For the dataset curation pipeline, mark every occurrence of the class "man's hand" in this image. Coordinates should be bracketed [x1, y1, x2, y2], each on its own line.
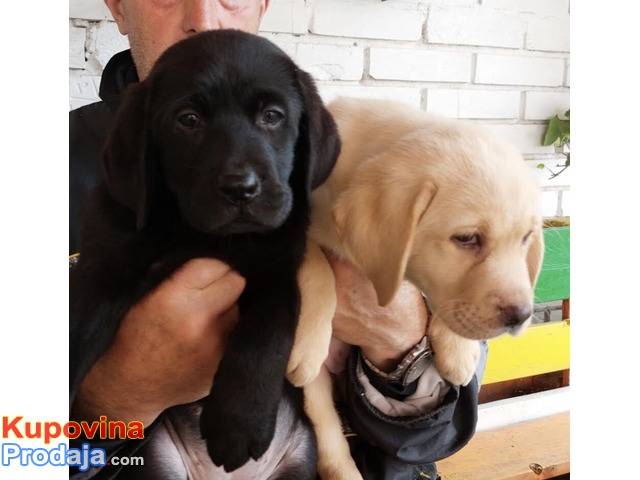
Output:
[326, 252, 427, 373]
[71, 258, 246, 427]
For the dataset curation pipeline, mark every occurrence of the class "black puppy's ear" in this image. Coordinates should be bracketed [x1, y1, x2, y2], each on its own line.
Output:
[296, 69, 341, 190]
[102, 82, 155, 230]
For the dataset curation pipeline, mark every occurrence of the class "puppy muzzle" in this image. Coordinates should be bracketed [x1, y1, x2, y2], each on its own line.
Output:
[499, 304, 532, 328]
[218, 171, 262, 205]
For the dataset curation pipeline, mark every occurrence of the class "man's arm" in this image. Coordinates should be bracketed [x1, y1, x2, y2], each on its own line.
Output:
[328, 253, 427, 377]
[71, 258, 245, 426]
[328, 253, 486, 477]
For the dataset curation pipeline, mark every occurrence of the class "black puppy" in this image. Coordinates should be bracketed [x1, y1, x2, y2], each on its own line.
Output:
[70, 30, 339, 473]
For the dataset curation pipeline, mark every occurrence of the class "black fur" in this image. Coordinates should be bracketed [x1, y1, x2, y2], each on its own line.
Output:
[69, 30, 339, 473]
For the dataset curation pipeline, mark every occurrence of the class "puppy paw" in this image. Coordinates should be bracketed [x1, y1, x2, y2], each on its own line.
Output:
[433, 337, 480, 387]
[318, 454, 364, 480]
[200, 397, 276, 472]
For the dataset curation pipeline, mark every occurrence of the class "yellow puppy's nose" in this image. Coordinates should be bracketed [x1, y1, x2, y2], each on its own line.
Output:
[500, 304, 532, 327]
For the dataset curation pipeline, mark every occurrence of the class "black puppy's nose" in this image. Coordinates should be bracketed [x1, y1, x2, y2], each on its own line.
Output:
[500, 305, 532, 327]
[219, 171, 261, 204]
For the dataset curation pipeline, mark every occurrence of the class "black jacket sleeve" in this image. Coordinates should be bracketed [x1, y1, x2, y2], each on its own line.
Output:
[344, 342, 488, 480]
[69, 101, 117, 255]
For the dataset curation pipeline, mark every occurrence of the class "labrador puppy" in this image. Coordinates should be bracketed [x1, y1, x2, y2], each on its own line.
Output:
[287, 97, 544, 479]
[69, 30, 339, 475]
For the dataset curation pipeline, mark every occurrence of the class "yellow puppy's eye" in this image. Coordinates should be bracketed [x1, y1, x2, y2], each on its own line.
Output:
[452, 234, 481, 248]
[522, 230, 533, 245]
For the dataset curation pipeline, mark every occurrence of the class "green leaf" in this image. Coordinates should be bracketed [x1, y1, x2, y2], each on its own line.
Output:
[543, 110, 570, 147]
[558, 119, 570, 138]
[543, 115, 562, 146]
[537, 163, 545, 169]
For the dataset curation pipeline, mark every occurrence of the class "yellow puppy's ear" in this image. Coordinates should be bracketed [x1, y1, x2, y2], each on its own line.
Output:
[527, 228, 545, 288]
[333, 163, 435, 306]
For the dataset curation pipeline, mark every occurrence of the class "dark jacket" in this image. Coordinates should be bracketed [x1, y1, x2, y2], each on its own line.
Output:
[69, 50, 137, 255]
[69, 50, 484, 480]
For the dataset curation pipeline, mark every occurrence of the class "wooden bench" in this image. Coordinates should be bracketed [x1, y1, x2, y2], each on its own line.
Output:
[437, 224, 570, 480]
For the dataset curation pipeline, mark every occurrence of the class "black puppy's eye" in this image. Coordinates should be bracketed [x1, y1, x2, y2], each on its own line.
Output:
[261, 109, 284, 126]
[452, 233, 481, 249]
[177, 112, 201, 128]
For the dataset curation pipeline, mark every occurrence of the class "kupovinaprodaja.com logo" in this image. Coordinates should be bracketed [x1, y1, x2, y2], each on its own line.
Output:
[2, 416, 144, 471]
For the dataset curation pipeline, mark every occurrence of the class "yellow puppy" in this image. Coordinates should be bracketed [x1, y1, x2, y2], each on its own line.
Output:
[286, 97, 544, 480]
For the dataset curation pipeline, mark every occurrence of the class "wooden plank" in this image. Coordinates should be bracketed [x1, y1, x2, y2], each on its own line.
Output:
[534, 227, 570, 303]
[562, 299, 570, 319]
[542, 217, 570, 228]
[478, 371, 567, 404]
[476, 387, 570, 433]
[483, 321, 570, 385]
[437, 412, 570, 480]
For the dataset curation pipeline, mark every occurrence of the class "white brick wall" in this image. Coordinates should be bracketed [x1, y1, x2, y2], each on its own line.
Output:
[69, 26, 86, 69]
[69, 76, 102, 109]
[481, 0, 569, 16]
[524, 91, 570, 120]
[295, 43, 364, 81]
[427, 89, 521, 119]
[69, 0, 570, 217]
[486, 124, 553, 155]
[369, 48, 472, 83]
[475, 54, 565, 87]
[427, 6, 526, 49]
[526, 16, 570, 52]
[69, 0, 113, 21]
[318, 85, 422, 108]
[310, 0, 426, 41]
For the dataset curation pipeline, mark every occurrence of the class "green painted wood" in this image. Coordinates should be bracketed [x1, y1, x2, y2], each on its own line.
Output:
[534, 227, 570, 303]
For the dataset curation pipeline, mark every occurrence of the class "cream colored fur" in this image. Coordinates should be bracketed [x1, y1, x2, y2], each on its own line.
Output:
[286, 97, 544, 480]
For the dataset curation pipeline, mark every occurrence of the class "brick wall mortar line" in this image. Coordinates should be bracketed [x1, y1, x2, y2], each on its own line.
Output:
[305, 0, 315, 32]
[422, 5, 430, 44]
[317, 78, 569, 92]
[80, 26, 570, 60]
[362, 47, 372, 81]
[470, 52, 478, 84]
[539, 185, 570, 192]
[262, 31, 569, 58]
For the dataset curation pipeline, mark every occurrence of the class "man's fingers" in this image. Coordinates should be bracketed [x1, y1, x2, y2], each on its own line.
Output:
[201, 271, 246, 316]
[173, 258, 237, 290]
[168, 257, 245, 312]
[146, 258, 245, 326]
